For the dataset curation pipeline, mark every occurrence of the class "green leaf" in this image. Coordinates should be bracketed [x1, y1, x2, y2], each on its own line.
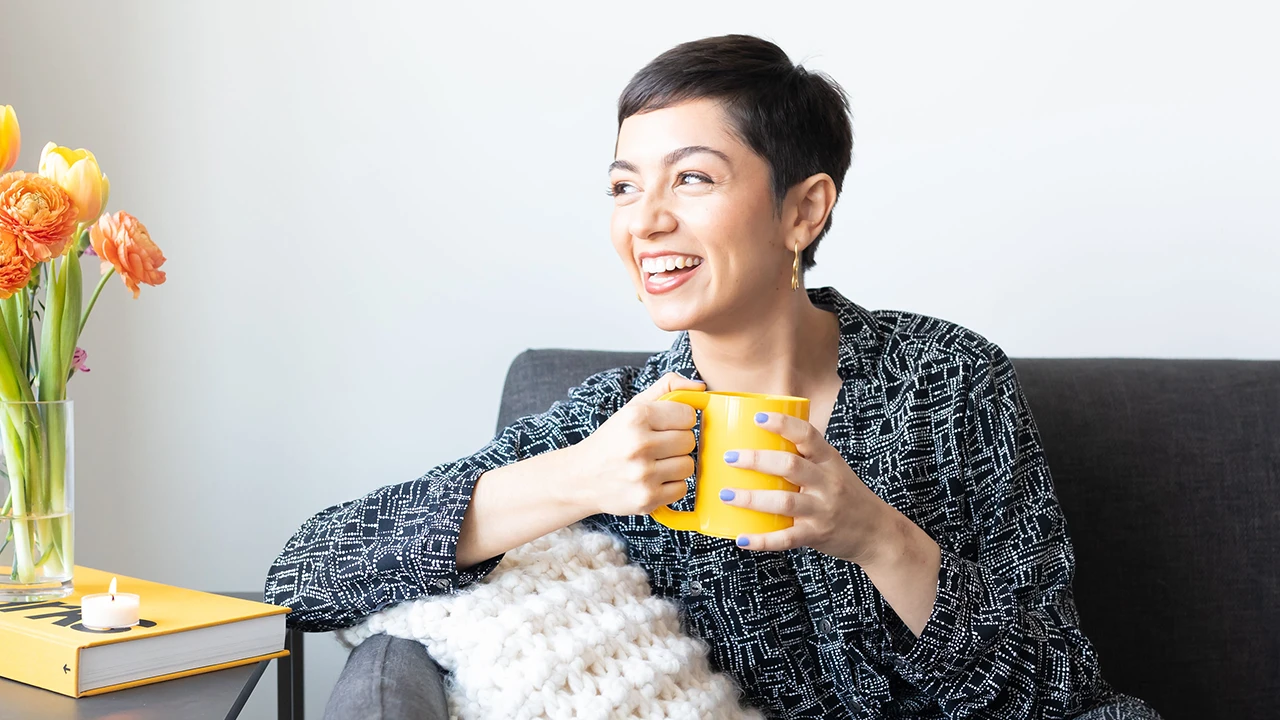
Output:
[37, 258, 65, 401]
[0, 302, 29, 403]
[0, 297, 20, 362]
[34, 541, 56, 568]
[60, 251, 82, 381]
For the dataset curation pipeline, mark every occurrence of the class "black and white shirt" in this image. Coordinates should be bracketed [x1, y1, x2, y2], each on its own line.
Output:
[264, 285, 1162, 719]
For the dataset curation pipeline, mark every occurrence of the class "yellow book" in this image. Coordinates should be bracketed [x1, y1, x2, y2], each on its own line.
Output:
[0, 565, 290, 698]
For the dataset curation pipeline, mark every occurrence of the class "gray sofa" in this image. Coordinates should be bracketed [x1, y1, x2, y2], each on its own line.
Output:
[324, 351, 1279, 720]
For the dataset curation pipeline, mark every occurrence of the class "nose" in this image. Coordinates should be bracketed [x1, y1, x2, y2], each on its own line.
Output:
[628, 188, 677, 241]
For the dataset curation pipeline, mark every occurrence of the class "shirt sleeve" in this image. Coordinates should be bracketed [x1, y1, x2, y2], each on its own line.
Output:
[262, 366, 635, 633]
[882, 341, 1115, 718]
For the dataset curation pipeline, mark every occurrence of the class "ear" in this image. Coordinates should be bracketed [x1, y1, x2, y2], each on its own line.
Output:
[785, 173, 838, 248]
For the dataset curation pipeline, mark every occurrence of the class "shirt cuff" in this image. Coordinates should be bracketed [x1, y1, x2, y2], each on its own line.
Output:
[367, 464, 505, 595]
[888, 545, 1020, 683]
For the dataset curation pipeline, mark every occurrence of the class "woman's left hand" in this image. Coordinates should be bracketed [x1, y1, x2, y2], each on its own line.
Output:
[719, 411, 899, 566]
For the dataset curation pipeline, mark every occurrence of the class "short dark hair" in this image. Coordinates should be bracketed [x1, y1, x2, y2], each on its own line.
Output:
[617, 34, 854, 273]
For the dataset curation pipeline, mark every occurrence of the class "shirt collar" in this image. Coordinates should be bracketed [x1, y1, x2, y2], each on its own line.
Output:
[656, 285, 882, 384]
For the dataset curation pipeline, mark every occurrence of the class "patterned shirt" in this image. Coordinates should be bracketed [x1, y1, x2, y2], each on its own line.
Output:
[264, 285, 1161, 719]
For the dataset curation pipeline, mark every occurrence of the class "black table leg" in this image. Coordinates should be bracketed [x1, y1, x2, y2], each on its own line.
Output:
[277, 628, 304, 720]
[227, 660, 271, 720]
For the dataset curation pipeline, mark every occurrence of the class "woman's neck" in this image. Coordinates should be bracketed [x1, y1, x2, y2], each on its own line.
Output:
[687, 284, 841, 399]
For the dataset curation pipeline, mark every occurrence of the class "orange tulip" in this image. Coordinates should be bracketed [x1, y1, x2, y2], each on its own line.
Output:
[89, 211, 166, 298]
[0, 106, 18, 174]
[0, 171, 78, 262]
[0, 228, 35, 300]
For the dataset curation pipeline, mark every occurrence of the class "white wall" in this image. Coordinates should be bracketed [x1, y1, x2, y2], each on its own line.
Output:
[2, 1, 1276, 717]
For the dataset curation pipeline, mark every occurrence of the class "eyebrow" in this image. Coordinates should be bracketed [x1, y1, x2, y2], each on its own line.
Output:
[608, 145, 732, 174]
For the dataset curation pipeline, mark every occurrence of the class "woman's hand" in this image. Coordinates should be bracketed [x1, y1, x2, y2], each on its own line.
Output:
[570, 372, 706, 517]
[718, 411, 898, 566]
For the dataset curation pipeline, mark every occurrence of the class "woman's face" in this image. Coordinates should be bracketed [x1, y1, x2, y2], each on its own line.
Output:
[610, 98, 790, 333]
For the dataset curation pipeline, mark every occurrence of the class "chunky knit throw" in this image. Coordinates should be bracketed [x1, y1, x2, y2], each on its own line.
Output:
[335, 524, 765, 720]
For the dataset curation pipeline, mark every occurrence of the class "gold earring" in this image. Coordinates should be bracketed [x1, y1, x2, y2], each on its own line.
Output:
[637, 292, 642, 302]
[791, 244, 801, 291]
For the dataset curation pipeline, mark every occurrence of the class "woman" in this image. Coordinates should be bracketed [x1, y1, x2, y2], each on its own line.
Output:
[266, 34, 1163, 720]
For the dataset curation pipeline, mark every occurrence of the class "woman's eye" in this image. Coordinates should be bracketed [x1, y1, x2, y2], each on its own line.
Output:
[607, 173, 709, 197]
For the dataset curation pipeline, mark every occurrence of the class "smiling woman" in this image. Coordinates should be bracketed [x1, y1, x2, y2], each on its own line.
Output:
[266, 34, 1165, 720]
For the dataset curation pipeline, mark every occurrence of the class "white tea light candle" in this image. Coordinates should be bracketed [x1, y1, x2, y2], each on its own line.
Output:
[80, 577, 140, 629]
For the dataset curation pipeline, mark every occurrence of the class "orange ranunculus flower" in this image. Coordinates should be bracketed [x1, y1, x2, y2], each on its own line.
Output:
[89, 211, 166, 299]
[0, 228, 35, 300]
[0, 106, 19, 174]
[0, 171, 79, 262]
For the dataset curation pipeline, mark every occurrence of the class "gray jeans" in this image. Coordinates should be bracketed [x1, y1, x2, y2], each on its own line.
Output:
[321, 636, 1162, 720]
[323, 635, 448, 720]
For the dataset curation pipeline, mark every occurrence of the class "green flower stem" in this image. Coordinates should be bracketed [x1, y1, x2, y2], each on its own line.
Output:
[1, 409, 35, 582]
[43, 404, 70, 574]
[23, 403, 53, 576]
[32, 407, 57, 575]
[37, 254, 75, 578]
[17, 287, 29, 378]
[0, 327, 37, 580]
[26, 290, 38, 388]
[0, 494, 11, 558]
[79, 266, 114, 336]
[43, 252, 79, 573]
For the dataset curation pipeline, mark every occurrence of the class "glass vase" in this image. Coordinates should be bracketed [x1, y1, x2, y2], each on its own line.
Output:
[0, 400, 74, 602]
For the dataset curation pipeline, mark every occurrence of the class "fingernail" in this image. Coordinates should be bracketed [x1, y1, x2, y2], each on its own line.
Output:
[723, 450, 739, 463]
[719, 489, 735, 502]
[737, 536, 749, 546]
[755, 412, 769, 424]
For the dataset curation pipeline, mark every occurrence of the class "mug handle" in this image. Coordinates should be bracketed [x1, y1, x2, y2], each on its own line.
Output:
[649, 390, 711, 532]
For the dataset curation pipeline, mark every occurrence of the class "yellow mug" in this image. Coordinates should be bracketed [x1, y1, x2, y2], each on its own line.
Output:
[650, 390, 810, 539]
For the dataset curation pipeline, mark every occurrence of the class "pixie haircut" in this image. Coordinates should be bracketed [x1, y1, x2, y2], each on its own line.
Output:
[617, 34, 854, 272]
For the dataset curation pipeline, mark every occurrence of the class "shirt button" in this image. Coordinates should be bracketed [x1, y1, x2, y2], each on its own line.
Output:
[817, 618, 833, 634]
[688, 581, 703, 596]
[433, 578, 449, 589]
[849, 698, 864, 713]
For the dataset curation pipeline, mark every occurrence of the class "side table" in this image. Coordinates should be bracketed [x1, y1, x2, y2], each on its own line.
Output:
[0, 591, 304, 720]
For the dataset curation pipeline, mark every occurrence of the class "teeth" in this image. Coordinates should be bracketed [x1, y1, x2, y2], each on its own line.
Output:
[640, 255, 702, 274]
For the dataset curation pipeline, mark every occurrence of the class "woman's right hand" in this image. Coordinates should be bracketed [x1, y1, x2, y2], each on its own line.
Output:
[571, 372, 705, 517]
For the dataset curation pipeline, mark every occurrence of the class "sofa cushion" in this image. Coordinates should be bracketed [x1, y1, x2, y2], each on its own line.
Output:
[1013, 358, 1278, 719]
[497, 351, 1279, 720]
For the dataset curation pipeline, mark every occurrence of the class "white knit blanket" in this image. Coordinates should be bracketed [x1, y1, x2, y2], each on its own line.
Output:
[335, 524, 765, 720]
